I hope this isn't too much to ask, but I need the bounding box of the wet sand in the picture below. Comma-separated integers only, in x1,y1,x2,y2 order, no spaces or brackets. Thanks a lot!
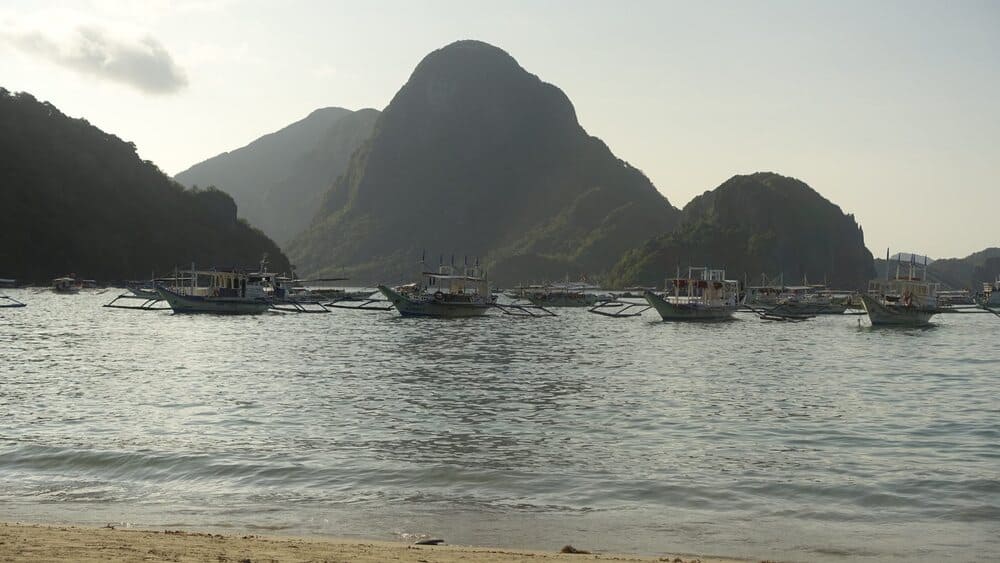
0,522,753,562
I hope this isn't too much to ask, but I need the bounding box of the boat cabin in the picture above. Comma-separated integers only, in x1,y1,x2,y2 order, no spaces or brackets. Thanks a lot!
666,267,739,305
421,264,489,298
868,260,938,308
169,267,282,300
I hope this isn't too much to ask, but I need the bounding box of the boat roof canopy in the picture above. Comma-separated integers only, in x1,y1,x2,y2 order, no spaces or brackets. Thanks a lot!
423,272,485,281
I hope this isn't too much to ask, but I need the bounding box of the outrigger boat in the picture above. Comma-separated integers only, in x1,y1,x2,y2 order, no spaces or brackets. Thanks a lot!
742,275,850,316
378,263,496,318
861,253,938,326
508,279,611,307
979,277,1000,309
515,287,610,307
282,277,373,303
764,290,848,316
51,275,83,293
644,267,739,321
155,263,273,315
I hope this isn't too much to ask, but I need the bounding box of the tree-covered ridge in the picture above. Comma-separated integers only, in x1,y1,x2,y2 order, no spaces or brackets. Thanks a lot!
0,88,289,283
288,40,680,285
921,247,1000,290
175,107,380,246
608,172,875,289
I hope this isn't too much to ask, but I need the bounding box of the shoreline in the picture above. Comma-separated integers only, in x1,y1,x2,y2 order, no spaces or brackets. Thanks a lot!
0,522,754,562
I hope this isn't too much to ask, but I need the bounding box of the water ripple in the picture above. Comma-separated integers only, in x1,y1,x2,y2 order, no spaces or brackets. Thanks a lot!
0,290,998,561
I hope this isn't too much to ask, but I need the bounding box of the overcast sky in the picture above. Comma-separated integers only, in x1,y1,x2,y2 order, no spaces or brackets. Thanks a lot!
2,0,997,259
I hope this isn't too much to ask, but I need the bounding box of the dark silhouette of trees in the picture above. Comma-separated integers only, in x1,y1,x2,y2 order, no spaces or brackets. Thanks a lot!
0,89,290,283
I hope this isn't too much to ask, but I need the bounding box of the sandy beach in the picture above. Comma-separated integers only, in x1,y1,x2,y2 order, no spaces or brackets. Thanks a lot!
0,522,754,563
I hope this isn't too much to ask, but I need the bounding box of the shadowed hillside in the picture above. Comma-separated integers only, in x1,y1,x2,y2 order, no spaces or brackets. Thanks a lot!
608,172,875,289
924,248,1000,289
288,40,680,285
0,88,289,282
176,107,379,245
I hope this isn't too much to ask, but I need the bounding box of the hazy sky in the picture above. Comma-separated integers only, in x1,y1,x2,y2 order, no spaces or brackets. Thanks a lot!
2,0,997,258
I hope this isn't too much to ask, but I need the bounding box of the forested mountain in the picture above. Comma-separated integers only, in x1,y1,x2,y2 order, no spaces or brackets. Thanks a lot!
925,248,1000,289
608,172,875,289
0,88,289,282
175,107,379,245
288,40,680,285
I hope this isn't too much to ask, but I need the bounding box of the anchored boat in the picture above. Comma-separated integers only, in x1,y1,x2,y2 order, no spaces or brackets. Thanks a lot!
644,267,739,321
743,276,851,316
155,264,273,315
51,275,83,293
766,290,849,316
862,255,938,326
979,278,1000,309
378,263,496,318
508,279,610,307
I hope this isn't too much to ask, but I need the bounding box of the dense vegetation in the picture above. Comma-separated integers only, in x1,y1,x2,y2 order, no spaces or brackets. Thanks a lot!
288,40,680,285
176,107,379,246
608,173,876,289
925,248,1000,289
0,88,289,283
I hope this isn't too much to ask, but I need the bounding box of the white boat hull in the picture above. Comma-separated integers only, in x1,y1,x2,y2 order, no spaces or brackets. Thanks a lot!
644,291,736,321
861,294,936,326
156,287,271,315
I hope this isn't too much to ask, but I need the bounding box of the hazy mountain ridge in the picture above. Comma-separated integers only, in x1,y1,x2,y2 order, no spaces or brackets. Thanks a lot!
175,107,380,245
288,40,681,284
926,248,1000,289
0,88,289,282
608,172,876,289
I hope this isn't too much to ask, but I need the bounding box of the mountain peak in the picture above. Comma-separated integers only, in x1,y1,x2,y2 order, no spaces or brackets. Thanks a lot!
415,40,521,73
381,38,577,131
289,41,679,283
175,107,380,245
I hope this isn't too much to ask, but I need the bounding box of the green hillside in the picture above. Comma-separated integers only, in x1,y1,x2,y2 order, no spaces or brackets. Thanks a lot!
0,88,289,282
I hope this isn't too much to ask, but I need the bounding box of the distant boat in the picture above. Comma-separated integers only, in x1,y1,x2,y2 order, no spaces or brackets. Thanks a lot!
510,284,610,307
645,267,739,321
862,255,938,326
378,263,495,318
280,277,373,303
51,275,83,293
980,278,1000,309
0,278,16,289
938,289,975,307
155,263,274,315
743,275,851,316
765,290,849,316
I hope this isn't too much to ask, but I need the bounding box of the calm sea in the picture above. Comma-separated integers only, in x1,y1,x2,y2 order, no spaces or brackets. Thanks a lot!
1,289,997,562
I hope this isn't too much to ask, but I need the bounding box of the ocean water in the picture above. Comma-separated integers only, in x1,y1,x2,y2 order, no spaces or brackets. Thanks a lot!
1,289,997,562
